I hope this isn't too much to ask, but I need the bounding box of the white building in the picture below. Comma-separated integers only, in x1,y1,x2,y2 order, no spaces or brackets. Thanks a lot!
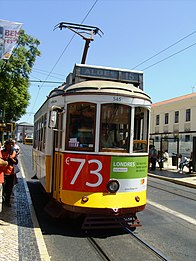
150,92,196,159
15,122,34,143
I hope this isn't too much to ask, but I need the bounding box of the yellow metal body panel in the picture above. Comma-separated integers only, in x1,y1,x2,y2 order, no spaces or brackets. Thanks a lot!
34,150,147,211
60,190,146,209
53,152,64,200
53,151,147,209
45,155,52,193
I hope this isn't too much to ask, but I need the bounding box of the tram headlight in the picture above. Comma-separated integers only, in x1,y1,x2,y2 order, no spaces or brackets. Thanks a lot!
107,180,120,193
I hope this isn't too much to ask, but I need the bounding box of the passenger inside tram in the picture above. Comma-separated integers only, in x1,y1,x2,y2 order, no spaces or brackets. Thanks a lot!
100,123,129,151
101,124,116,148
100,103,130,152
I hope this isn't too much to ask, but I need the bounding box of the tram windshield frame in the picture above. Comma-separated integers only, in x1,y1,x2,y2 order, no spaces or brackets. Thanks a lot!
65,102,96,151
65,102,149,153
100,103,130,152
133,107,149,153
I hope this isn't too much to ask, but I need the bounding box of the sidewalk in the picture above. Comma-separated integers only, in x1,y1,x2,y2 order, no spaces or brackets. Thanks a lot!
148,165,196,189
0,162,50,261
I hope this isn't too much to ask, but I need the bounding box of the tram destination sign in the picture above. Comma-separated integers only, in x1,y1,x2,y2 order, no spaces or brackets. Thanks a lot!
74,64,143,89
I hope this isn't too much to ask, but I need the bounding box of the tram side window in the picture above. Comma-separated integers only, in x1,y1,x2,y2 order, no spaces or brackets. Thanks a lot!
42,113,47,150
55,111,63,149
33,122,38,149
66,102,96,151
133,107,149,153
33,114,47,151
100,104,130,152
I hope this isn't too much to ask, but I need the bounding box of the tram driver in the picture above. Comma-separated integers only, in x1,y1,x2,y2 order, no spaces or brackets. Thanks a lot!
101,124,116,148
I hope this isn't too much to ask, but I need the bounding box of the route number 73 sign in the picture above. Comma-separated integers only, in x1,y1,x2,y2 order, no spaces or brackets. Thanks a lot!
63,154,111,192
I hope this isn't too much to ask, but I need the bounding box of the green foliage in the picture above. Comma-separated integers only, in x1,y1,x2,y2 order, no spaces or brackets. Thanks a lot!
0,29,41,122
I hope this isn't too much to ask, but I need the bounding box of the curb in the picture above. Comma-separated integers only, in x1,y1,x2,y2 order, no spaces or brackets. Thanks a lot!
19,159,51,261
148,173,196,189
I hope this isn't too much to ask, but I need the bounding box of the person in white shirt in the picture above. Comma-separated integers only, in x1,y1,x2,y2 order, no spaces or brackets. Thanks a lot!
178,154,188,173
11,140,20,155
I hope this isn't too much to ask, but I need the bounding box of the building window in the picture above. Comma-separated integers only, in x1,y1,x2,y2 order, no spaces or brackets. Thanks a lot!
185,135,190,142
186,109,191,122
156,115,160,125
165,113,169,124
174,111,179,123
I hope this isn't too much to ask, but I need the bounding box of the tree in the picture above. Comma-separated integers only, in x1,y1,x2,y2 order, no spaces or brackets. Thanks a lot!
0,29,41,122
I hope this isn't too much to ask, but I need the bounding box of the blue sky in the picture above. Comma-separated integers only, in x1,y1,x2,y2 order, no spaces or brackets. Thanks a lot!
1,0,196,124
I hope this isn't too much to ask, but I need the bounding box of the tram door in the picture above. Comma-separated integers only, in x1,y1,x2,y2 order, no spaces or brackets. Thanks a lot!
52,112,63,201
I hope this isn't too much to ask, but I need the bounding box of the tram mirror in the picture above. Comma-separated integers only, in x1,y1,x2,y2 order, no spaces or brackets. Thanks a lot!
49,110,57,128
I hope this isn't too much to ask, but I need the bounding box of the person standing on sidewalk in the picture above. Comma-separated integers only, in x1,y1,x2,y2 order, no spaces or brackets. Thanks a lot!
0,144,9,212
0,142,9,181
11,140,20,175
12,140,20,155
163,150,169,168
149,145,157,171
1,139,18,207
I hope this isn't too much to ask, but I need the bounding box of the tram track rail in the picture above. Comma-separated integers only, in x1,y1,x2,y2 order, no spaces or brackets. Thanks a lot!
87,234,168,261
87,237,112,261
124,227,170,261
86,224,170,261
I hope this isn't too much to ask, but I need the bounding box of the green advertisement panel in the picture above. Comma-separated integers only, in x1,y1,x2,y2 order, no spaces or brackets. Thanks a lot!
110,156,148,179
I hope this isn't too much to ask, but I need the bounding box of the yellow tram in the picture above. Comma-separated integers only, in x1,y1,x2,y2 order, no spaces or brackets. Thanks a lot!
32,64,151,229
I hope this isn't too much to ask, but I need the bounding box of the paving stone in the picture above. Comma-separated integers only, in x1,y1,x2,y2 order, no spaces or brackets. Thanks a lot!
0,177,41,261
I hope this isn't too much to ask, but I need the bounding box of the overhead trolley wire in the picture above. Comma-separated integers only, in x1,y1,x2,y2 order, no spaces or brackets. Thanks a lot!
28,0,99,119
32,67,66,77
131,29,196,70
142,41,196,71
30,80,63,84
37,0,99,89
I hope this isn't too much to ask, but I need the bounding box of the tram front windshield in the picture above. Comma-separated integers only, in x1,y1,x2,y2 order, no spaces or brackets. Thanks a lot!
66,102,96,151
66,102,149,153
100,104,130,151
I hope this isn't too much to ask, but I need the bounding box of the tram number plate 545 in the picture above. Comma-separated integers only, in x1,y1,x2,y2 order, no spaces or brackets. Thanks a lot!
113,96,122,102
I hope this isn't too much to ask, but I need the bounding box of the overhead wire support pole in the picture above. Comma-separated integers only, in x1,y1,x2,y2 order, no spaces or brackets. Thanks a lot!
81,38,91,64
54,22,103,64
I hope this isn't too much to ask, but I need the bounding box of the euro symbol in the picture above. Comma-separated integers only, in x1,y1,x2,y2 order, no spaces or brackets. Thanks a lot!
65,157,70,165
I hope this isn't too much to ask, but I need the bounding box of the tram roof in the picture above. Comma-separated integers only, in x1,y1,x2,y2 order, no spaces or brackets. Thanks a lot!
49,64,147,97
48,79,151,102
67,80,150,100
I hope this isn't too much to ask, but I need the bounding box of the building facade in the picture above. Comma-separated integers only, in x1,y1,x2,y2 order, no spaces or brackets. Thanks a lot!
150,92,196,158
15,122,34,143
